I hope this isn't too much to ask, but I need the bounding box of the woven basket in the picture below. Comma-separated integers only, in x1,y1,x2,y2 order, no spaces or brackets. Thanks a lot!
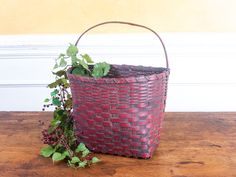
67,21,170,158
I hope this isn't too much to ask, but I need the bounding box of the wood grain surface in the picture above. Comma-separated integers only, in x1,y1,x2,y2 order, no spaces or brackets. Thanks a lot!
0,112,235,177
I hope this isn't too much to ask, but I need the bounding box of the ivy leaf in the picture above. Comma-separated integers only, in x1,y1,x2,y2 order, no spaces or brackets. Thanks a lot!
71,156,81,164
59,58,67,67
60,78,69,86
67,160,73,167
92,67,102,78
75,143,87,153
53,70,66,77
58,53,65,59
48,81,58,88
91,157,100,164
71,55,79,66
63,150,70,157
82,149,90,157
79,160,87,168
102,62,110,76
71,66,87,76
53,63,59,69
40,146,55,157
81,54,94,63
66,44,78,57
54,109,64,116
51,119,61,127
52,98,61,106
44,98,50,102
50,89,59,97
47,80,61,88
48,78,69,89
92,62,110,78
50,112,62,129
52,152,66,162
79,59,89,71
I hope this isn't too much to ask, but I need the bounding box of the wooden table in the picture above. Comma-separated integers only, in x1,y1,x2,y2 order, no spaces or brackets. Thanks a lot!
0,112,235,177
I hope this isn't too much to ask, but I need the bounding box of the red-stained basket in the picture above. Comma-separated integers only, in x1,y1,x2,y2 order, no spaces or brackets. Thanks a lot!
67,21,170,158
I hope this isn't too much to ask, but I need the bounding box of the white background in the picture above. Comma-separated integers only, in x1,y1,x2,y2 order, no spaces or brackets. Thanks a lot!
0,33,236,111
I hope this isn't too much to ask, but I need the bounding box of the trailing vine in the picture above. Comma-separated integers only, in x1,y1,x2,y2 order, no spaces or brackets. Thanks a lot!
40,44,110,168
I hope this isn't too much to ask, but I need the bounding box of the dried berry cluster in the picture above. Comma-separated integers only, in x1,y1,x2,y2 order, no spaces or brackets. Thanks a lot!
41,127,63,146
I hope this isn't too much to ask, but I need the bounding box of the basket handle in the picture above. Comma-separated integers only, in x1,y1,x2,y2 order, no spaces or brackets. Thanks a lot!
75,21,169,69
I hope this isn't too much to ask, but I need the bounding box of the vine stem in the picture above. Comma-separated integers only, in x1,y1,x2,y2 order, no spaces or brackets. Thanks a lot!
60,86,66,110
56,133,74,158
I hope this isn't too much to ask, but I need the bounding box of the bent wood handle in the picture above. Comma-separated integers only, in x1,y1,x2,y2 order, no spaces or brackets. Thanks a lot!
75,21,169,69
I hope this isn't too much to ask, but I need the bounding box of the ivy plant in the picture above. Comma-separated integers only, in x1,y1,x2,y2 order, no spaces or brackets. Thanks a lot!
40,44,110,168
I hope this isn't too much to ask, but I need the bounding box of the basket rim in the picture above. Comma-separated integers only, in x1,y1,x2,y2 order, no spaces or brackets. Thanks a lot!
67,64,170,84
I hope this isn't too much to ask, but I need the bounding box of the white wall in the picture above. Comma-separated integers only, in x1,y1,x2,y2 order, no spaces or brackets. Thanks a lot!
0,33,236,111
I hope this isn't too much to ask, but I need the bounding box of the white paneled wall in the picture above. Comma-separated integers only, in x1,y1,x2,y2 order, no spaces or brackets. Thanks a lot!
0,33,236,111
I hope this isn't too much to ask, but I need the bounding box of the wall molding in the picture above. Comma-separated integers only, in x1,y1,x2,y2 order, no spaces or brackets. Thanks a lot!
0,33,236,111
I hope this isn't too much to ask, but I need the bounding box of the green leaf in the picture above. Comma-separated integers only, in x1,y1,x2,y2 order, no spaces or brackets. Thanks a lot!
79,59,89,71
52,98,61,106
47,81,58,89
92,68,102,78
71,156,81,164
63,150,70,157
48,115,65,132
48,80,61,88
51,119,61,127
44,98,50,102
102,62,110,76
66,44,78,57
92,62,110,78
71,66,87,76
81,54,94,63
48,78,69,89
67,160,73,167
58,53,65,59
54,109,64,116
52,152,66,162
58,78,68,85
50,89,59,97
59,58,67,67
75,143,87,153
40,146,55,157
82,149,90,157
91,157,100,163
53,63,59,69
71,67,84,75
79,160,87,168
53,70,66,77
71,55,79,66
